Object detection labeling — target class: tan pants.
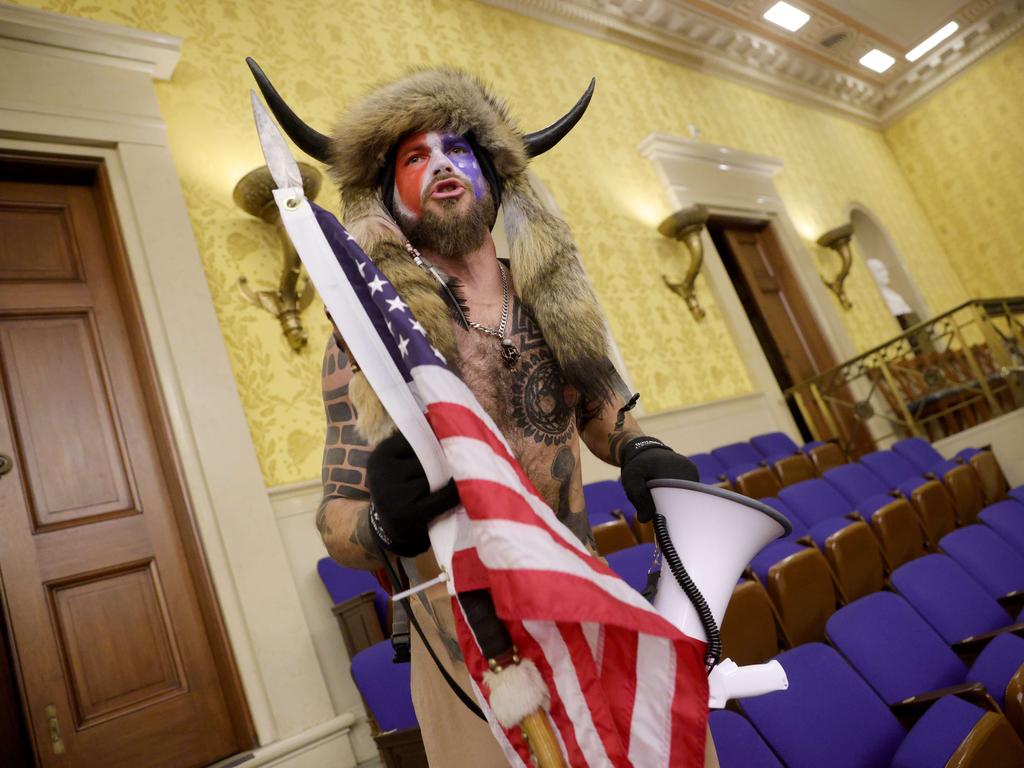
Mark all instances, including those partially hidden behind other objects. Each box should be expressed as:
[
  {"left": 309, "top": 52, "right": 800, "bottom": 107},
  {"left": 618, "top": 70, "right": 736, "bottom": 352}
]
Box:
[{"left": 407, "top": 596, "right": 720, "bottom": 767}]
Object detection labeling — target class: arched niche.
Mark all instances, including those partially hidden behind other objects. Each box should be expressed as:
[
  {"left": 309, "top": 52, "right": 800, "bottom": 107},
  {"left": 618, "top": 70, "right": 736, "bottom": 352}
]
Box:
[{"left": 849, "top": 204, "right": 931, "bottom": 323}]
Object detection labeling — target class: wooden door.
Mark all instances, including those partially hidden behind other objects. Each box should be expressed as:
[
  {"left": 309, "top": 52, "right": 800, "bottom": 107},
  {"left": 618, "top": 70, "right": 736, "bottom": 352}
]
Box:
[
  {"left": 0, "top": 156, "right": 251, "bottom": 766},
  {"left": 709, "top": 220, "right": 872, "bottom": 454}
]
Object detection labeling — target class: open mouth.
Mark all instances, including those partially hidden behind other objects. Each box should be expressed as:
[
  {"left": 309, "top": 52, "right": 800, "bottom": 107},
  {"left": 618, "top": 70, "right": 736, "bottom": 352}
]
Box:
[{"left": 430, "top": 179, "right": 465, "bottom": 199}]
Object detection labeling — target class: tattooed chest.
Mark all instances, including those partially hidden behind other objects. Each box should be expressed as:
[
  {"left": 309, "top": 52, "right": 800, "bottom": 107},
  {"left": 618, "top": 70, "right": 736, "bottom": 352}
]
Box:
[
  {"left": 456, "top": 299, "right": 580, "bottom": 448},
  {"left": 454, "top": 300, "right": 587, "bottom": 535}
]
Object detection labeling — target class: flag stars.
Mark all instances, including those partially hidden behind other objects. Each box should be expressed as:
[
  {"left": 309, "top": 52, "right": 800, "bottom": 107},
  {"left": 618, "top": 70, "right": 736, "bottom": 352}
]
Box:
[
  {"left": 368, "top": 275, "right": 389, "bottom": 295},
  {"left": 397, "top": 335, "right": 410, "bottom": 358},
  {"left": 355, "top": 259, "right": 367, "bottom": 277},
  {"left": 386, "top": 295, "right": 408, "bottom": 314},
  {"left": 431, "top": 345, "right": 446, "bottom": 363},
  {"left": 410, "top": 320, "right": 427, "bottom": 336}
]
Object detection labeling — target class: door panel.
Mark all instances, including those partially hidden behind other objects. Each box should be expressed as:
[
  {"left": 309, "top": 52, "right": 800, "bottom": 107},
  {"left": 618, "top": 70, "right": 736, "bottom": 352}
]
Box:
[
  {"left": 0, "top": 163, "right": 249, "bottom": 767},
  {"left": 0, "top": 313, "right": 135, "bottom": 529}
]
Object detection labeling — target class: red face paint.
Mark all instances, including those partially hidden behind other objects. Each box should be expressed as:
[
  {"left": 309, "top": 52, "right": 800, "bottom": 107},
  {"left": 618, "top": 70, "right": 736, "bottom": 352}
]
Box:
[{"left": 393, "top": 131, "right": 487, "bottom": 220}]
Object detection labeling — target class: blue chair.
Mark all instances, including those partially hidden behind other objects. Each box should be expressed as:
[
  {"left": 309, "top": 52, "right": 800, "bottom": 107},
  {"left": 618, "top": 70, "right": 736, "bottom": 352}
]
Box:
[
  {"left": 711, "top": 441, "right": 765, "bottom": 484},
  {"left": 860, "top": 450, "right": 959, "bottom": 546},
  {"left": 892, "top": 438, "right": 986, "bottom": 525},
  {"left": 747, "top": 431, "right": 818, "bottom": 487},
  {"left": 708, "top": 709, "right": 783, "bottom": 768},
  {"left": 776, "top": 480, "right": 887, "bottom": 599},
  {"left": 826, "top": 592, "right": 1022, "bottom": 708},
  {"left": 821, "top": 464, "right": 930, "bottom": 567},
  {"left": 979, "top": 499, "right": 1024, "bottom": 556},
  {"left": 317, "top": 556, "right": 390, "bottom": 635},
  {"left": 605, "top": 543, "right": 655, "bottom": 595},
  {"left": 583, "top": 480, "right": 638, "bottom": 554},
  {"left": 690, "top": 452, "right": 731, "bottom": 487},
  {"left": 351, "top": 639, "right": 418, "bottom": 731},
  {"left": 826, "top": 592, "right": 1024, "bottom": 743},
  {"left": 891, "top": 554, "right": 1021, "bottom": 651},
  {"left": 940, "top": 525, "right": 1024, "bottom": 606},
  {"left": 739, "top": 643, "right": 1023, "bottom": 768}
]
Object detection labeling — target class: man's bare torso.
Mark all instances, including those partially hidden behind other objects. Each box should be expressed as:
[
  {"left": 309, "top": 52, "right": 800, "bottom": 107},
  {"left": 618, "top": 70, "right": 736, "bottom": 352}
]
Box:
[{"left": 454, "top": 296, "right": 592, "bottom": 549}]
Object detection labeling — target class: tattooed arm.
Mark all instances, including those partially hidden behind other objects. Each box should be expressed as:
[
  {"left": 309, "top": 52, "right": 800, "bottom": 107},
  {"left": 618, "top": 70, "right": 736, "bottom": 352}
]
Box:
[
  {"left": 579, "top": 366, "right": 645, "bottom": 467},
  {"left": 317, "top": 334, "right": 383, "bottom": 570}
]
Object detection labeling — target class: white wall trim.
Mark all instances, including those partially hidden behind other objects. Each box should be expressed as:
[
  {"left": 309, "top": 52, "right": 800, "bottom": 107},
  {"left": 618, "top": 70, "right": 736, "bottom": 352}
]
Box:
[
  {"left": 0, "top": 4, "right": 353, "bottom": 763},
  {"left": 0, "top": 3, "right": 181, "bottom": 79}
]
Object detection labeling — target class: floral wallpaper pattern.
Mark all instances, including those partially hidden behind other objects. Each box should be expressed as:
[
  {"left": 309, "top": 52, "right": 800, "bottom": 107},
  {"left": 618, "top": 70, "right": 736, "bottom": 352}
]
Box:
[
  {"left": 885, "top": 33, "right": 1024, "bottom": 299},
  {"left": 13, "top": 0, "right": 972, "bottom": 486}
]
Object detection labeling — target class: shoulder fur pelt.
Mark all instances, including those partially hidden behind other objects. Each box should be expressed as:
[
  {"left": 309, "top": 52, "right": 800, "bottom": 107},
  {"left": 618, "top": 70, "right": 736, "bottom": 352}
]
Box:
[{"left": 331, "top": 69, "right": 612, "bottom": 442}]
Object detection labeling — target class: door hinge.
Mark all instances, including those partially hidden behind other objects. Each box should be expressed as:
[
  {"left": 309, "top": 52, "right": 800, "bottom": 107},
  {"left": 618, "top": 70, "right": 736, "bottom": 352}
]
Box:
[{"left": 44, "top": 704, "right": 65, "bottom": 755}]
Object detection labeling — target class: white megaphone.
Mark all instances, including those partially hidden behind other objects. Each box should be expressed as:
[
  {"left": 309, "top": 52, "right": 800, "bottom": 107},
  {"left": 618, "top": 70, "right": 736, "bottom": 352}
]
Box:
[{"left": 647, "top": 479, "right": 792, "bottom": 708}]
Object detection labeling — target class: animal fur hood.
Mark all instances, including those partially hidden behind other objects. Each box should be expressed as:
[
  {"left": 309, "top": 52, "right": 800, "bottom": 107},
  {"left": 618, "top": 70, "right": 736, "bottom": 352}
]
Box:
[{"left": 249, "top": 62, "right": 613, "bottom": 441}]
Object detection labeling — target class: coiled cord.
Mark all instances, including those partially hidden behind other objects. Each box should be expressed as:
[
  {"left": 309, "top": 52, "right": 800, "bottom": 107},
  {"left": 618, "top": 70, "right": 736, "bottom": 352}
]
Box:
[{"left": 652, "top": 513, "right": 722, "bottom": 671}]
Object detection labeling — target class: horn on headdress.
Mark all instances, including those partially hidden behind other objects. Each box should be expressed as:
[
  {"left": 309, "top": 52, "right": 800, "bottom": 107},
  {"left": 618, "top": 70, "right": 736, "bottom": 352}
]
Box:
[
  {"left": 522, "top": 78, "right": 595, "bottom": 158},
  {"left": 247, "top": 57, "right": 332, "bottom": 163}
]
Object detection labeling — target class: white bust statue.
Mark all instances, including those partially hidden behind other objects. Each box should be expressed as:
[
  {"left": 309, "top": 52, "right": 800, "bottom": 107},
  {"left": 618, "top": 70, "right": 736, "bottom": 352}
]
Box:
[{"left": 866, "top": 258, "right": 912, "bottom": 317}]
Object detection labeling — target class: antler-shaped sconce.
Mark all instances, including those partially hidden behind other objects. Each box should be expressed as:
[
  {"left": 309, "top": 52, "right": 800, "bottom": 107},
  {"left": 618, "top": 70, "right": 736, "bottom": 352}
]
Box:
[
  {"left": 659, "top": 204, "right": 710, "bottom": 321},
  {"left": 233, "top": 163, "right": 322, "bottom": 350},
  {"left": 816, "top": 223, "right": 854, "bottom": 310}
]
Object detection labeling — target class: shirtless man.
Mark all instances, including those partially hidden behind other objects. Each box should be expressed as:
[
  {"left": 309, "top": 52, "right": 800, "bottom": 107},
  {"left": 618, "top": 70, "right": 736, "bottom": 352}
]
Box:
[
  {"left": 246, "top": 60, "right": 708, "bottom": 765},
  {"left": 316, "top": 131, "right": 707, "bottom": 764}
]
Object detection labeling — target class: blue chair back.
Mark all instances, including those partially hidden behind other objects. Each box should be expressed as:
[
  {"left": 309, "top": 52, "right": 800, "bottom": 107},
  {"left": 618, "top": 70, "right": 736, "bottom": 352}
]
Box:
[
  {"left": 709, "top": 710, "right": 783, "bottom": 768},
  {"left": 317, "top": 557, "right": 389, "bottom": 633},
  {"left": 690, "top": 452, "right": 728, "bottom": 484},
  {"left": 825, "top": 592, "right": 967, "bottom": 705},
  {"left": 740, "top": 643, "right": 905, "bottom": 768},
  {"left": 605, "top": 543, "right": 656, "bottom": 594},
  {"left": 778, "top": 479, "right": 852, "bottom": 528},
  {"left": 940, "top": 525, "right": 1024, "bottom": 600},
  {"left": 583, "top": 480, "right": 635, "bottom": 525},
  {"left": 891, "top": 554, "right": 1014, "bottom": 644},
  {"left": 750, "top": 432, "right": 799, "bottom": 460},
  {"left": 860, "top": 450, "right": 921, "bottom": 488},
  {"left": 351, "top": 640, "right": 418, "bottom": 731}
]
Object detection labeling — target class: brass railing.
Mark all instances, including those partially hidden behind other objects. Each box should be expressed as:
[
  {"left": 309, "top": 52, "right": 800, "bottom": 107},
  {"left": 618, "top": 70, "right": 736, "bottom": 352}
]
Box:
[{"left": 785, "top": 297, "right": 1024, "bottom": 457}]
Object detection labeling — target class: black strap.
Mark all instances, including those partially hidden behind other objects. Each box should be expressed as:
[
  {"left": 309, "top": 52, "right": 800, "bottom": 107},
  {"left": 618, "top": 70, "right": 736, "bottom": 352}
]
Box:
[{"left": 379, "top": 548, "right": 486, "bottom": 721}]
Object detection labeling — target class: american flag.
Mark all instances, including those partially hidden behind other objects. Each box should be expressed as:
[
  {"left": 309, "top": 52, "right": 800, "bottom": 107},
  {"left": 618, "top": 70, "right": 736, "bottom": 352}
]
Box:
[{"left": 308, "top": 202, "right": 710, "bottom": 766}]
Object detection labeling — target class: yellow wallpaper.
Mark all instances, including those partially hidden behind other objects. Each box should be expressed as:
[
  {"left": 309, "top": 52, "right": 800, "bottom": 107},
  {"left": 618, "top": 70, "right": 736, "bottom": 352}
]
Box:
[
  {"left": 885, "top": 34, "right": 1024, "bottom": 298},
  {"left": 13, "top": 0, "right": 968, "bottom": 486}
]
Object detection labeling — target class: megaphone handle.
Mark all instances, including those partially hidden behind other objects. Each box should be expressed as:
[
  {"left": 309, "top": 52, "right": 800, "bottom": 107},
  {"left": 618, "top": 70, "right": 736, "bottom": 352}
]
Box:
[{"left": 653, "top": 513, "right": 722, "bottom": 668}]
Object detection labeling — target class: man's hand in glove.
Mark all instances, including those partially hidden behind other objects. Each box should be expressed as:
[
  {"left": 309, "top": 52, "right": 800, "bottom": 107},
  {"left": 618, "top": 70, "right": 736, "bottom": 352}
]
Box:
[
  {"left": 619, "top": 436, "right": 700, "bottom": 523},
  {"left": 366, "top": 432, "right": 459, "bottom": 557}
]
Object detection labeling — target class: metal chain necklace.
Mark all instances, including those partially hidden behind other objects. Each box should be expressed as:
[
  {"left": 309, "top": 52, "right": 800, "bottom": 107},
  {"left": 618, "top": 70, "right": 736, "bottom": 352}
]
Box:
[{"left": 467, "top": 263, "right": 521, "bottom": 369}]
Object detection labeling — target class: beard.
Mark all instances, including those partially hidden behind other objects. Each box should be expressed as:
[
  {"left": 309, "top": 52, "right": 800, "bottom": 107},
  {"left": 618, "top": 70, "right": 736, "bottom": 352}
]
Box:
[{"left": 399, "top": 190, "right": 496, "bottom": 261}]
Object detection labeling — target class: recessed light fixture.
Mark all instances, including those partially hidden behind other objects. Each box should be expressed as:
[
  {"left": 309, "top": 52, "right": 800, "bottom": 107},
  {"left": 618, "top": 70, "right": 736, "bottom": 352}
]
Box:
[
  {"left": 763, "top": 1, "right": 811, "bottom": 32},
  {"left": 906, "top": 21, "right": 959, "bottom": 61},
  {"left": 859, "top": 48, "right": 896, "bottom": 73}
]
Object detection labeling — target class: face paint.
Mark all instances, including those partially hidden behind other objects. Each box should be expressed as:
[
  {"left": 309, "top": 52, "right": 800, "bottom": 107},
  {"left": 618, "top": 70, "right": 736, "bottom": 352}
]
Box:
[{"left": 393, "top": 131, "right": 487, "bottom": 219}]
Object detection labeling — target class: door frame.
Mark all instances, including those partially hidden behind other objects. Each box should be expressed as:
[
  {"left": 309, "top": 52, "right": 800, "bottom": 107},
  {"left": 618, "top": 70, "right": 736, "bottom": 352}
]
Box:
[
  {"left": 638, "top": 133, "right": 858, "bottom": 434},
  {"left": 0, "top": 3, "right": 353, "bottom": 759}
]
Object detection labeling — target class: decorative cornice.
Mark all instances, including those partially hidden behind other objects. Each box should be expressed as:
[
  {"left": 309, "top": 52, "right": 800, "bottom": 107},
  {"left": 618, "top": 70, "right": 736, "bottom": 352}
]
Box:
[
  {"left": 480, "top": 0, "right": 1024, "bottom": 128},
  {"left": 0, "top": 2, "right": 181, "bottom": 80}
]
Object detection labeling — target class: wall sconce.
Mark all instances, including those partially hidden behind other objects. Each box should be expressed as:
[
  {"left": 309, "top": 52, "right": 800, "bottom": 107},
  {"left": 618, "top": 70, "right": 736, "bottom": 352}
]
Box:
[
  {"left": 816, "top": 222, "right": 854, "bottom": 310},
  {"left": 659, "top": 204, "right": 710, "bottom": 321},
  {"left": 233, "top": 163, "right": 322, "bottom": 350}
]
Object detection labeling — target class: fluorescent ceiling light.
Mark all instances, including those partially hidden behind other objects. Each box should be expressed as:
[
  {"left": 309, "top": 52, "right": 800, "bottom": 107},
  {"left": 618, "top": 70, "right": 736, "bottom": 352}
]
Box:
[
  {"left": 859, "top": 48, "right": 896, "bottom": 73},
  {"left": 763, "top": 2, "right": 811, "bottom": 32},
  {"left": 905, "top": 22, "right": 959, "bottom": 61}
]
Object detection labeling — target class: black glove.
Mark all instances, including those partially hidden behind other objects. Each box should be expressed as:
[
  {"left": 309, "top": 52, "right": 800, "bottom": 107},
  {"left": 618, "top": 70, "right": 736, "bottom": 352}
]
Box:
[
  {"left": 367, "top": 432, "right": 459, "bottom": 557},
  {"left": 620, "top": 436, "right": 699, "bottom": 523}
]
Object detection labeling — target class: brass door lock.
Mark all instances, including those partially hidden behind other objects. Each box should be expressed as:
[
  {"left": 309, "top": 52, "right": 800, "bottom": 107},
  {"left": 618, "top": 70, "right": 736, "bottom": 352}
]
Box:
[{"left": 44, "top": 704, "right": 65, "bottom": 755}]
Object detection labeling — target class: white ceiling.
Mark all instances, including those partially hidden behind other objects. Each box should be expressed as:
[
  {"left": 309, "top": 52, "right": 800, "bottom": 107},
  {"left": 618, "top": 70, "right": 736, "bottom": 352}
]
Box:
[{"left": 819, "top": 0, "right": 970, "bottom": 49}]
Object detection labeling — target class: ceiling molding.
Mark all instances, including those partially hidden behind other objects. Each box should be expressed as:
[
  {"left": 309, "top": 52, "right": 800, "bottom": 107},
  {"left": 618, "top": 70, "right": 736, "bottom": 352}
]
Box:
[
  {"left": 480, "top": 0, "right": 1024, "bottom": 128},
  {"left": 0, "top": 2, "right": 181, "bottom": 80}
]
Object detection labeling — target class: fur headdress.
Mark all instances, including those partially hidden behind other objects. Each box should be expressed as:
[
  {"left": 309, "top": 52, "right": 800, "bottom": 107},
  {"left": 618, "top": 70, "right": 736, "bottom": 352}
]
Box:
[{"left": 249, "top": 60, "right": 612, "bottom": 441}]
